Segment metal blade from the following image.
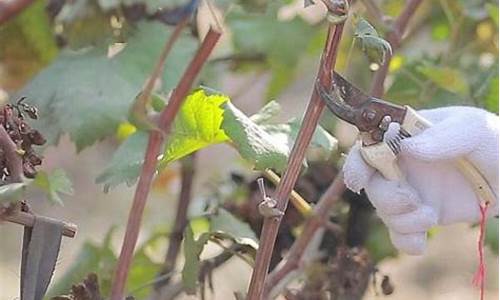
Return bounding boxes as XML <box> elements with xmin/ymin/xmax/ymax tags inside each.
<box><xmin>21</xmin><ymin>216</ymin><xmax>64</xmax><ymax>300</ymax></box>
<box><xmin>317</xmin><ymin>71</ymin><xmax>407</xmax><ymax>144</ymax></box>
<box><xmin>330</xmin><ymin>71</ymin><xmax>373</xmax><ymax>107</ymax></box>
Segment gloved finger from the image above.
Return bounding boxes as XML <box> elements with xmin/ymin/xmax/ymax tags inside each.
<box><xmin>343</xmin><ymin>142</ymin><xmax>375</xmax><ymax>193</ymax></box>
<box><xmin>382</xmin><ymin>205</ymin><xmax>438</xmax><ymax>234</ymax></box>
<box><xmin>389</xmin><ymin>230</ymin><xmax>427</xmax><ymax>255</ymax></box>
<box><xmin>400</xmin><ymin>108</ymin><xmax>485</xmax><ymax>161</ymax></box>
<box><xmin>365</xmin><ymin>174</ymin><xmax>421</xmax><ymax>215</ymax></box>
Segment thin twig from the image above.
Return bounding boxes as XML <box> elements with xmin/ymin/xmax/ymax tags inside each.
<box><xmin>370</xmin><ymin>0</ymin><xmax>423</xmax><ymax>98</ymax></box>
<box><xmin>263</xmin><ymin>169</ymin><xmax>312</xmax><ymax>217</ymax></box>
<box><xmin>0</xmin><ymin>125</ymin><xmax>23</xmax><ymax>183</ymax></box>
<box><xmin>0</xmin><ymin>0</ymin><xmax>35</xmax><ymax>25</ymax></box>
<box><xmin>110</xmin><ymin>27</ymin><xmax>222</xmax><ymax>300</ymax></box>
<box><xmin>154</xmin><ymin>154</ymin><xmax>197</xmax><ymax>292</ymax></box>
<box><xmin>157</xmin><ymin>245</ymin><xmax>240</xmax><ymax>300</ymax></box>
<box><xmin>246</xmin><ymin>2</ymin><xmax>349</xmax><ymax>298</ymax></box>
<box><xmin>264</xmin><ymin>175</ymin><xmax>345</xmax><ymax>297</ymax></box>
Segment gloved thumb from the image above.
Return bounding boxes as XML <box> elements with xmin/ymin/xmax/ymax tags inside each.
<box><xmin>400</xmin><ymin>112</ymin><xmax>481</xmax><ymax>161</ymax></box>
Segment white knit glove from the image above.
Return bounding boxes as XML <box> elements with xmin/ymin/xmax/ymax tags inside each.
<box><xmin>343</xmin><ymin>106</ymin><xmax>499</xmax><ymax>255</ymax></box>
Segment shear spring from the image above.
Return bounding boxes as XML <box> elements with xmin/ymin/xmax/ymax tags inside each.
<box><xmin>386</xmin><ymin>129</ymin><xmax>410</xmax><ymax>154</ymax></box>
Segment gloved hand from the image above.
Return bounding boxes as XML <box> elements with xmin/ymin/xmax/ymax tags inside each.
<box><xmin>343</xmin><ymin>106</ymin><xmax>499</xmax><ymax>255</ymax></box>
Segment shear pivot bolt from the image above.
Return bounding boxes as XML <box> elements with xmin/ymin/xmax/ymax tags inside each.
<box><xmin>362</xmin><ymin>110</ymin><xmax>376</xmax><ymax>121</ymax></box>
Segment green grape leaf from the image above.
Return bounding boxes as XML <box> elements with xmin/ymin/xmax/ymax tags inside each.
<box><xmin>0</xmin><ymin>182</ymin><xmax>28</xmax><ymax>203</ymax></box>
<box><xmin>21</xmin><ymin>22</ymin><xmax>197</xmax><ymax>150</ymax></box>
<box><xmin>262</xmin><ymin>118</ymin><xmax>337</xmax><ymax>154</ymax></box>
<box><xmin>486</xmin><ymin>218</ymin><xmax>499</xmax><ymax>255</ymax></box>
<box><xmin>365</xmin><ymin>221</ymin><xmax>398</xmax><ymax>263</ymax></box>
<box><xmin>182</xmin><ymin>225</ymin><xmax>211</xmax><ymax>294</ymax></box>
<box><xmin>353</xmin><ymin>17</ymin><xmax>392</xmax><ymax>65</ymax></box>
<box><xmin>160</xmin><ymin>90</ymin><xmax>230</xmax><ymax>167</ymax></box>
<box><xmin>249</xmin><ymin>100</ymin><xmax>281</xmax><ymax>124</ymax></box>
<box><xmin>221</xmin><ymin>102</ymin><xmax>291</xmax><ymax>172</ymax></box>
<box><xmin>486</xmin><ymin>3</ymin><xmax>499</xmax><ymax>26</ymax></box>
<box><xmin>96</xmin><ymin>131</ymin><xmax>149</xmax><ymax>192</ymax></box>
<box><xmin>47</xmin><ymin>227</ymin><xmax>117</xmax><ymax>298</ymax></box>
<box><xmin>210</xmin><ymin>208</ymin><xmax>259</xmax><ymax>250</ymax></box>
<box><xmin>227</xmin><ymin>5</ymin><xmax>316</xmax><ymax>98</ymax></box>
<box><xmin>485</xmin><ymin>76</ymin><xmax>499</xmax><ymax>114</ymax></box>
<box><xmin>33</xmin><ymin>169</ymin><xmax>74</xmax><ymax>205</ymax></box>
<box><xmin>417</xmin><ymin>65</ymin><xmax>470</xmax><ymax>96</ymax></box>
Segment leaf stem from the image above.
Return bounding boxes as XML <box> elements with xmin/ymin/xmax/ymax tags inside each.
<box><xmin>245</xmin><ymin>2</ymin><xmax>349</xmax><ymax>298</ymax></box>
<box><xmin>110</xmin><ymin>27</ymin><xmax>221</xmax><ymax>300</ymax></box>
<box><xmin>370</xmin><ymin>0</ymin><xmax>423</xmax><ymax>98</ymax></box>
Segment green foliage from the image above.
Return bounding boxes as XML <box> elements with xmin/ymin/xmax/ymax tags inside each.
<box><xmin>161</xmin><ymin>90</ymin><xmax>230</xmax><ymax>166</ymax></box>
<box><xmin>221</xmin><ymin>102</ymin><xmax>291</xmax><ymax>172</ymax></box>
<box><xmin>33</xmin><ymin>169</ymin><xmax>74</xmax><ymax>205</ymax></box>
<box><xmin>0</xmin><ymin>0</ymin><xmax>58</xmax><ymax>88</ymax></box>
<box><xmin>417</xmin><ymin>65</ymin><xmax>469</xmax><ymax>97</ymax></box>
<box><xmin>365</xmin><ymin>221</ymin><xmax>398</xmax><ymax>263</ymax></box>
<box><xmin>21</xmin><ymin>22</ymin><xmax>197</xmax><ymax>150</ymax></box>
<box><xmin>262</xmin><ymin>118</ymin><xmax>338</xmax><ymax>154</ymax></box>
<box><xmin>47</xmin><ymin>227</ymin><xmax>117</xmax><ymax>298</ymax></box>
<box><xmin>485</xmin><ymin>76</ymin><xmax>499</xmax><ymax>113</ymax></box>
<box><xmin>0</xmin><ymin>182</ymin><xmax>28</xmax><ymax>203</ymax></box>
<box><xmin>210</xmin><ymin>208</ymin><xmax>259</xmax><ymax>249</ymax></box>
<box><xmin>181</xmin><ymin>209</ymin><xmax>258</xmax><ymax>294</ymax></box>
<box><xmin>98</xmin><ymin>92</ymin><xmax>337</xmax><ymax>189</ymax></box>
<box><xmin>182</xmin><ymin>225</ymin><xmax>211</xmax><ymax>294</ymax></box>
<box><xmin>226</xmin><ymin>5</ymin><xmax>316</xmax><ymax>98</ymax></box>
<box><xmin>353</xmin><ymin>17</ymin><xmax>392</xmax><ymax>65</ymax></box>
<box><xmin>486</xmin><ymin>218</ymin><xmax>499</xmax><ymax>255</ymax></box>
<box><xmin>48</xmin><ymin>227</ymin><xmax>166</xmax><ymax>299</ymax></box>
<box><xmin>96</xmin><ymin>131</ymin><xmax>149</xmax><ymax>191</ymax></box>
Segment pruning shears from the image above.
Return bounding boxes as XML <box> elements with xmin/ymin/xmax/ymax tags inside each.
<box><xmin>316</xmin><ymin>71</ymin><xmax>496</xmax><ymax>206</ymax></box>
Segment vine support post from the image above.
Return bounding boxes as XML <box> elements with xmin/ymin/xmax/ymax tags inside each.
<box><xmin>245</xmin><ymin>1</ymin><xmax>349</xmax><ymax>299</ymax></box>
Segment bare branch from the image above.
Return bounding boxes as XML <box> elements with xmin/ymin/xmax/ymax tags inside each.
<box><xmin>245</xmin><ymin>1</ymin><xmax>350</xmax><ymax>298</ymax></box>
<box><xmin>153</xmin><ymin>153</ymin><xmax>196</xmax><ymax>293</ymax></box>
<box><xmin>110</xmin><ymin>26</ymin><xmax>221</xmax><ymax>300</ymax></box>
<box><xmin>0</xmin><ymin>125</ymin><xmax>23</xmax><ymax>183</ymax></box>
<box><xmin>264</xmin><ymin>175</ymin><xmax>345</xmax><ymax>297</ymax></box>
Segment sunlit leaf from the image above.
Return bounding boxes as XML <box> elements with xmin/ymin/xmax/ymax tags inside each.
<box><xmin>486</xmin><ymin>3</ymin><xmax>499</xmax><ymax>26</ymax></box>
<box><xmin>161</xmin><ymin>90</ymin><xmax>230</xmax><ymax>166</ymax></box>
<box><xmin>33</xmin><ymin>169</ymin><xmax>74</xmax><ymax>205</ymax></box>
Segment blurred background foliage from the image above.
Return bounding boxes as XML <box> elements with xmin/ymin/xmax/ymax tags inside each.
<box><xmin>0</xmin><ymin>0</ymin><xmax>498</xmax><ymax>299</ymax></box>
